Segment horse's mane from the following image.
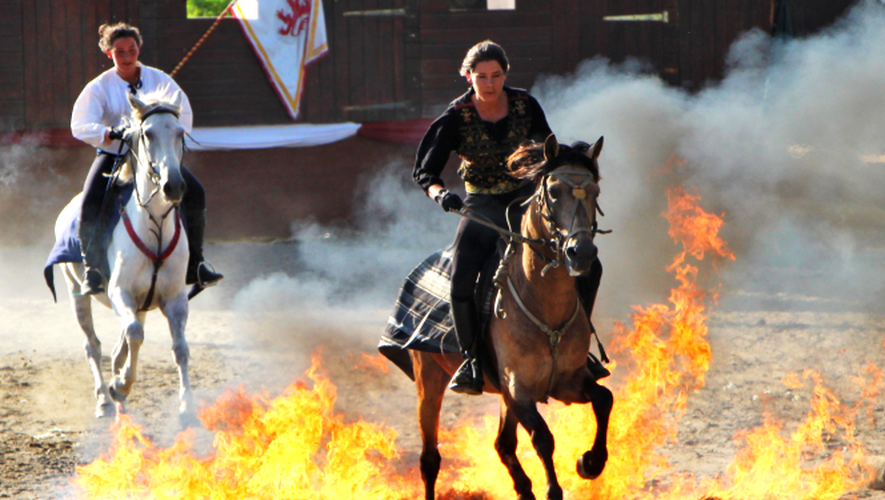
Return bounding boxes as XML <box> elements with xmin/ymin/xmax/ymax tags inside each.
<box><xmin>129</xmin><ymin>91</ymin><xmax>182</xmax><ymax>123</ymax></box>
<box><xmin>508</xmin><ymin>141</ymin><xmax>600</xmax><ymax>183</ymax></box>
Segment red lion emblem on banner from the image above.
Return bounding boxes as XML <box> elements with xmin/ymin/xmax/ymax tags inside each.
<box><xmin>277</xmin><ymin>0</ymin><xmax>311</xmax><ymax>37</ymax></box>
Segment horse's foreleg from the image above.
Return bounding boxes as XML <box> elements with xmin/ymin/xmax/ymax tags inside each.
<box><xmin>495</xmin><ymin>402</ymin><xmax>535</xmax><ymax>500</ymax></box>
<box><xmin>505</xmin><ymin>394</ymin><xmax>562</xmax><ymax>500</ymax></box>
<box><xmin>162</xmin><ymin>294</ymin><xmax>195</xmax><ymax>427</ymax></box>
<box><xmin>111</xmin><ymin>329</ymin><xmax>129</xmax><ymax>377</ymax></box>
<box><xmin>66</xmin><ymin>267</ymin><xmax>115</xmax><ymax>418</ymax></box>
<box><xmin>577</xmin><ymin>379</ymin><xmax>612</xmax><ymax>480</ymax></box>
<box><xmin>413</xmin><ymin>351</ymin><xmax>449</xmax><ymax>500</ymax></box>
<box><xmin>108</xmin><ymin>297</ymin><xmax>145</xmax><ymax>407</ymax></box>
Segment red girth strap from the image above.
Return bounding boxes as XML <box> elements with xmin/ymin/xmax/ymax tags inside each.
<box><xmin>120</xmin><ymin>207</ymin><xmax>182</xmax><ymax>310</ymax></box>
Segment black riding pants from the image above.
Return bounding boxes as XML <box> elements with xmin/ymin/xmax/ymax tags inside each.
<box><xmin>81</xmin><ymin>151</ymin><xmax>206</xmax><ymax>229</ymax></box>
<box><xmin>449</xmin><ymin>184</ymin><xmax>533</xmax><ymax>302</ymax></box>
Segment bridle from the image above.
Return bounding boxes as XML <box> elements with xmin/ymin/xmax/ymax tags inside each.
<box><xmin>486</xmin><ymin>162</ymin><xmax>611</xmax><ymax>397</ymax></box>
<box><xmin>456</xmin><ymin>166</ymin><xmax>609</xmax><ymax>275</ymax></box>
<box><xmin>526</xmin><ymin>166</ymin><xmax>607</xmax><ymax>276</ymax></box>
<box><xmin>125</xmin><ymin>105</ymin><xmax>183</xmax><ymax>210</ymax></box>
<box><xmin>115</xmin><ymin>105</ymin><xmax>185</xmax><ymax>310</ymax></box>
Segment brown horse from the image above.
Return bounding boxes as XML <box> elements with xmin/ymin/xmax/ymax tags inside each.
<box><xmin>410</xmin><ymin>134</ymin><xmax>612</xmax><ymax>500</ymax></box>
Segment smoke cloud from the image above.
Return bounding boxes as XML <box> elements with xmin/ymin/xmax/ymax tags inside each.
<box><xmin>533</xmin><ymin>0</ymin><xmax>885</xmax><ymax>314</ymax></box>
<box><xmin>224</xmin><ymin>1</ymin><xmax>885</xmax><ymax>358</ymax></box>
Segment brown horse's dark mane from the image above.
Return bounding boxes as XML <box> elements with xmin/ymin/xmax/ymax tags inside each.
<box><xmin>507</xmin><ymin>141</ymin><xmax>600</xmax><ymax>183</ymax></box>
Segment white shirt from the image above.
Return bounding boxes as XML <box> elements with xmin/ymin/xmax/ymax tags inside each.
<box><xmin>71</xmin><ymin>64</ymin><xmax>194</xmax><ymax>153</ymax></box>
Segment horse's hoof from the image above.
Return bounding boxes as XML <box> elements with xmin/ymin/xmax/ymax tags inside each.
<box><xmin>108</xmin><ymin>384</ymin><xmax>123</xmax><ymax>403</ymax></box>
<box><xmin>577</xmin><ymin>448</ymin><xmax>608</xmax><ymax>479</ymax></box>
<box><xmin>179</xmin><ymin>410</ymin><xmax>201</xmax><ymax>430</ymax></box>
<box><xmin>95</xmin><ymin>402</ymin><xmax>116</xmax><ymax>419</ymax></box>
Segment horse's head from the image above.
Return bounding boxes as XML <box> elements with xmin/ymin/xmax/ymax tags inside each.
<box><xmin>510</xmin><ymin>134</ymin><xmax>604</xmax><ymax>276</ymax></box>
<box><xmin>123</xmin><ymin>91</ymin><xmax>187</xmax><ymax>205</ymax></box>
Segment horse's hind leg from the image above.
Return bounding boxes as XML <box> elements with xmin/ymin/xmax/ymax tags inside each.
<box><xmin>505</xmin><ymin>394</ymin><xmax>562</xmax><ymax>500</ymax></box>
<box><xmin>495</xmin><ymin>402</ymin><xmax>535</xmax><ymax>500</ymax></box>
<box><xmin>412</xmin><ymin>351</ymin><xmax>449</xmax><ymax>500</ymax></box>
<box><xmin>576</xmin><ymin>379</ymin><xmax>612</xmax><ymax>480</ymax></box>
<box><xmin>65</xmin><ymin>267</ymin><xmax>115</xmax><ymax>418</ymax></box>
<box><xmin>162</xmin><ymin>294</ymin><xmax>195</xmax><ymax>427</ymax></box>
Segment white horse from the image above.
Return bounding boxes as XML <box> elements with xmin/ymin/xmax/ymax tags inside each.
<box><xmin>54</xmin><ymin>92</ymin><xmax>195</xmax><ymax>424</ymax></box>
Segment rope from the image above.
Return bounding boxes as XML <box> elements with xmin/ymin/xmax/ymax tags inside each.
<box><xmin>169</xmin><ymin>0</ymin><xmax>239</xmax><ymax>77</ymax></box>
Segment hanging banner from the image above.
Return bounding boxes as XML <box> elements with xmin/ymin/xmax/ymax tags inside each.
<box><xmin>232</xmin><ymin>0</ymin><xmax>328</xmax><ymax>120</ymax></box>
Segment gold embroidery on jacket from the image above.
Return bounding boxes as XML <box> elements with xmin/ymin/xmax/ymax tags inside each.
<box><xmin>455</xmin><ymin>92</ymin><xmax>533</xmax><ymax>194</ymax></box>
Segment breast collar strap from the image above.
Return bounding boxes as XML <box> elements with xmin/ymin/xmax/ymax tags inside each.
<box><xmin>121</xmin><ymin>206</ymin><xmax>182</xmax><ymax>310</ymax></box>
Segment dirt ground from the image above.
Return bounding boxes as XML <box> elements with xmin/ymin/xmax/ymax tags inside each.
<box><xmin>2</xmin><ymin>235</ymin><xmax>885</xmax><ymax>500</ymax></box>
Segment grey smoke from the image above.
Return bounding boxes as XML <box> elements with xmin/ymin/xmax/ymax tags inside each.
<box><xmin>230</xmin><ymin>0</ymin><xmax>885</xmax><ymax>349</ymax></box>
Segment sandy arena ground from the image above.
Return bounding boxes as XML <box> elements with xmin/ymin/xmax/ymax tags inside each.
<box><xmin>3</xmin><ymin>233</ymin><xmax>885</xmax><ymax>499</ymax></box>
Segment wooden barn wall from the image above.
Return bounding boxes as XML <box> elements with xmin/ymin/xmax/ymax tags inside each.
<box><xmin>8</xmin><ymin>0</ymin><xmax>416</xmax><ymax>130</ymax></box>
<box><xmin>415</xmin><ymin>0</ymin><xmax>559</xmax><ymax>117</ymax></box>
<box><xmin>120</xmin><ymin>0</ymin><xmax>416</xmax><ymax>126</ymax></box>
<box><xmin>4</xmin><ymin>0</ymin><xmax>860</xmax><ymax>131</ymax></box>
<box><xmin>13</xmin><ymin>0</ymin><xmax>140</xmax><ymax>131</ymax></box>
<box><xmin>0</xmin><ymin>0</ymin><xmax>25</xmax><ymax>131</ymax></box>
<box><xmin>577</xmin><ymin>0</ymin><xmax>857</xmax><ymax>91</ymax></box>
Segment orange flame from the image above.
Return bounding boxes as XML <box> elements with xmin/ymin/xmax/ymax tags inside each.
<box><xmin>73</xmin><ymin>354</ymin><xmax>420</xmax><ymax>499</ymax></box>
<box><xmin>72</xmin><ymin>187</ymin><xmax>878</xmax><ymax>499</ymax></box>
<box><xmin>354</xmin><ymin>352</ymin><xmax>390</xmax><ymax>374</ymax></box>
<box><xmin>435</xmin><ymin>187</ymin><xmax>874</xmax><ymax>499</ymax></box>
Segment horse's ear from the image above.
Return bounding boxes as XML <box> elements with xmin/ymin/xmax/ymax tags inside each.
<box><xmin>543</xmin><ymin>134</ymin><xmax>559</xmax><ymax>162</ymax></box>
<box><xmin>589</xmin><ymin>136</ymin><xmax>604</xmax><ymax>161</ymax></box>
<box><xmin>127</xmin><ymin>92</ymin><xmax>147</xmax><ymax>114</ymax></box>
<box><xmin>170</xmin><ymin>90</ymin><xmax>183</xmax><ymax>111</ymax></box>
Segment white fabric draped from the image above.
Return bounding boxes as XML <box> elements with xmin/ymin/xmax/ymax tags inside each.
<box><xmin>186</xmin><ymin>122</ymin><xmax>361</xmax><ymax>150</ymax></box>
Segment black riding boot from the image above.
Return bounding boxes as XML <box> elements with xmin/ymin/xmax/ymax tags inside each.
<box><xmin>449</xmin><ymin>298</ymin><xmax>484</xmax><ymax>395</ymax></box>
<box><xmin>577</xmin><ymin>261</ymin><xmax>610</xmax><ymax>380</ymax></box>
<box><xmin>78</xmin><ymin>199</ymin><xmax>107</xmax><ymax>296</ymax></box>
<box><xmin>184</xmin><ymin>209</ymin><xmax>224</xmax><ymax>299</ymax></box>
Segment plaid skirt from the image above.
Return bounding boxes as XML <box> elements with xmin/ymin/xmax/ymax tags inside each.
<box><xmin>379</xmin><ymin>245</ymin><xmax>497</xmax><ymax>377</ymax></box>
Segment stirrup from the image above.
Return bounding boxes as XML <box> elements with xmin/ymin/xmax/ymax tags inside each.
<box><xmin>448</xmin><ymin>358</ymin><xmax>483</xmax><ymax>396</ymax></box>
<box><xmin>188</xmin><ymin>262</ymin><xmax>223</xmax><ymax>300</ymax></box>
<box><xmin>197</xmin><ymin>261</ymin><xmax>223</xmax><ymax>284</ymax></box>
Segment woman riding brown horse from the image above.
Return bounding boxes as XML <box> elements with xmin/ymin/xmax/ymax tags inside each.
<box><xmin>411</xmin><ymin>135</ymin><xmax>612</xmax><ymax>500</ymax></box>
